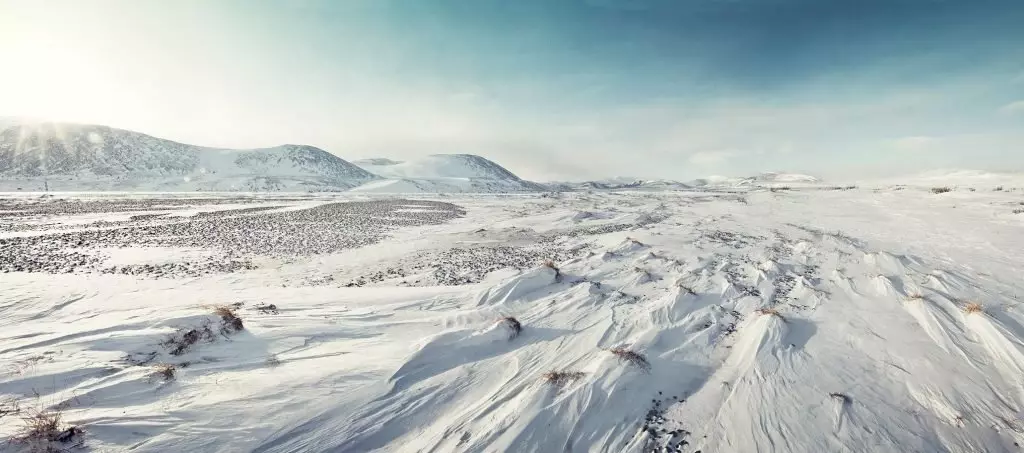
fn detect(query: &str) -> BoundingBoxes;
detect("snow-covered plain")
[2,186,1024,452]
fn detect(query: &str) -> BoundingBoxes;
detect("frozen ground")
[2,186,1024,452]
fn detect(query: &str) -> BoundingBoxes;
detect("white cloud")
[891,136,940,152]
[999,100,1024,115]
[688,150,737,165]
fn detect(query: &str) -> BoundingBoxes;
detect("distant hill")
[0,122,377,191]
[352,154,543,193]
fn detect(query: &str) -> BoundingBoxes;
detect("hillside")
[352,154,543,193]
[0,123,377,191]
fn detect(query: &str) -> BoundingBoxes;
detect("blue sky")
[1,0,1023,180]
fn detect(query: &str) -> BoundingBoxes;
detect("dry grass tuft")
[829,392,850,403]
[254,303,279,315]
[1,397,20,420]
[214,306,245,333]
[676,282,697,295]
[542,370,586,387]
[12,406,84,451]
[904,293,925,302]
[265,355,282,368]
[963,302,984,314]
[163,323,215,356]
[609,348,651,372]
[151,363,176,382]
[756,307,783,318]
[931,187,953,194]
[500,316,522,340]
[540,260,561,279]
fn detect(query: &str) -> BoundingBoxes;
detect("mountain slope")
[353,154,543,193]
[0,123,377,191]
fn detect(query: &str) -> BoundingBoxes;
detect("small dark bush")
[609,347,651,372]
[542,370,586,387]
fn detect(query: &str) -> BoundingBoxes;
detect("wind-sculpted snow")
[3,188,1024,452]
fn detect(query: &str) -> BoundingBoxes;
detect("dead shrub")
[163,322,215,356]
[829,392,850,403]
[12,406,84,451]
[542,370,586,387]
[609,348,651,372]
[265,355,282,367]
[214,306,244,333]
[254,303,279,315]
[963,302,984,314]
[756,307,783,319]
[931,187,953,194]
[904,293,925,302]
[499,316,522,340]
[676,282,696,295]
[150,363,176,382]
[1,397,20,420]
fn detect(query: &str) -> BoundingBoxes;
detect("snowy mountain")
[546,177,693,191]
[0,122,378,191]
[689,172,822,188]
[352,154,543,193]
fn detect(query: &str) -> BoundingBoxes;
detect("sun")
[0,29,115,123]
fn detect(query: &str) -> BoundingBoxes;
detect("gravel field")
[0,197,466,276]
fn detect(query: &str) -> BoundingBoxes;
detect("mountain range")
[0,121,832,193]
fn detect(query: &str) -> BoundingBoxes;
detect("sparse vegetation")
[609,347,651,372]
[676,282,696,295]
[541,259,561,278]
[151,363,176,381]
[11,404,84,452]
[265,355,282,367]
[500,316,522,340]
[829,392,850,403]
[994,186,1004,191]
[756,307,783,318]
[963,302,984,314]
[1,397,20,420]
[214,305,245,333]
[1013,208,1024,215]
[542,370,586,387]
[254,303,279,315]
[163,322,215,356]
[904,293,925,302]
[931,187,953,194]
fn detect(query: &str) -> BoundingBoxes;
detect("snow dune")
[2,187,1024,452]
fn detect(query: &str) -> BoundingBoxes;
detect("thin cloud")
[999,100,1024,115]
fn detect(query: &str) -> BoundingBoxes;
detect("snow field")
[2,188,1024,452]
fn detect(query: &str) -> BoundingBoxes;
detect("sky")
[1,0,1023,181]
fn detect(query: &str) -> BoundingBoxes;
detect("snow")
[2,184,1024,452]
[0,123,378,192]
[875,169,1024,189]
[352,154,541,193]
